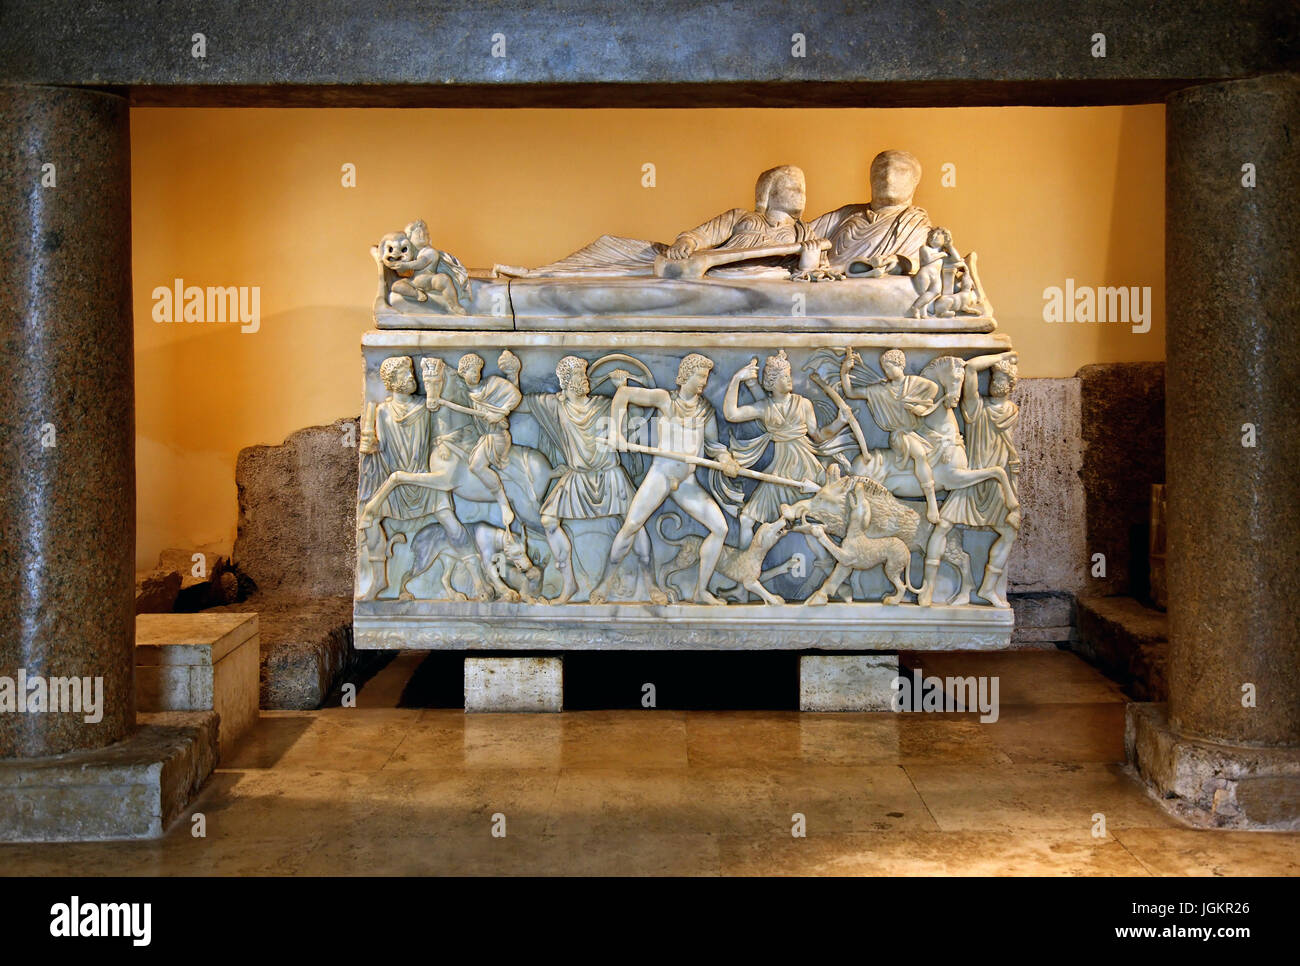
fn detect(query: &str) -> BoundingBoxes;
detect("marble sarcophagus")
[353,154,1022,653]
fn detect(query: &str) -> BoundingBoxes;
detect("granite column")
[0,86,135,757]
[1128,73,1300,827]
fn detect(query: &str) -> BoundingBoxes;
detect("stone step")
[206,594,372,710]
[1009,591,1077,648]
[1074,595,1167,701]
[135,613,260,760]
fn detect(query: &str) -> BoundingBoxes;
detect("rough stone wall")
[1071,362,1168,700]
[1077,362,1166,599]
[234,418,358,598]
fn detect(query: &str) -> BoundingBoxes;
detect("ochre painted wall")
[131,106,1166,571]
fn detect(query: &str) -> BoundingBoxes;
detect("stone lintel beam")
[0,1,1296,103]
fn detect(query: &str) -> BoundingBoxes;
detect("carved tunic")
[919,409,965,469]
[809,203,932,274]
[731,394,827,522]
[860,375,940,460]
[527,392,634,519]
[940,395,1020,527]
[466,375,522,469]
[360,397,451,517]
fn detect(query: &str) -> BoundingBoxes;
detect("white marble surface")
[356,600,1012,651]
[464,657,563,713]
[800,654,900,711]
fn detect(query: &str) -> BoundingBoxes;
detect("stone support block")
[799,654,899,712]
[464,657,563,713]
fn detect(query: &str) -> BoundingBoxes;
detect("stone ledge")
[1075,595,1167,700]
[363,329,1013,351]
[136,614,260,759]
[1126,703,1300,830]
[3,2,1293,92]
[1009,591,1076,648]
[356,600,1014,651]
[136,612,259,666]
[207,594,360,709]
[0,711,217,842]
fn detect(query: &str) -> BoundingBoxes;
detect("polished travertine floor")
[3,651,1298,875]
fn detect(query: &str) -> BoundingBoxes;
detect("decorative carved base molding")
[354,600,1013,651]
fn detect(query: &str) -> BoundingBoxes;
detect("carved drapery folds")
[356,340,1019,610]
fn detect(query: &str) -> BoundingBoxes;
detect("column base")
[464,657,563,712]
[1126,703,1300,830]
[0,711,218,842]
[799,654,899,712]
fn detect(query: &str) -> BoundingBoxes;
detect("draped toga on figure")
[729,394,828,522]
[940,395,1020,527]
[358,397,451,517]
[507,209,812,278]
[808,203,932,276]
[526,392,635,520]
